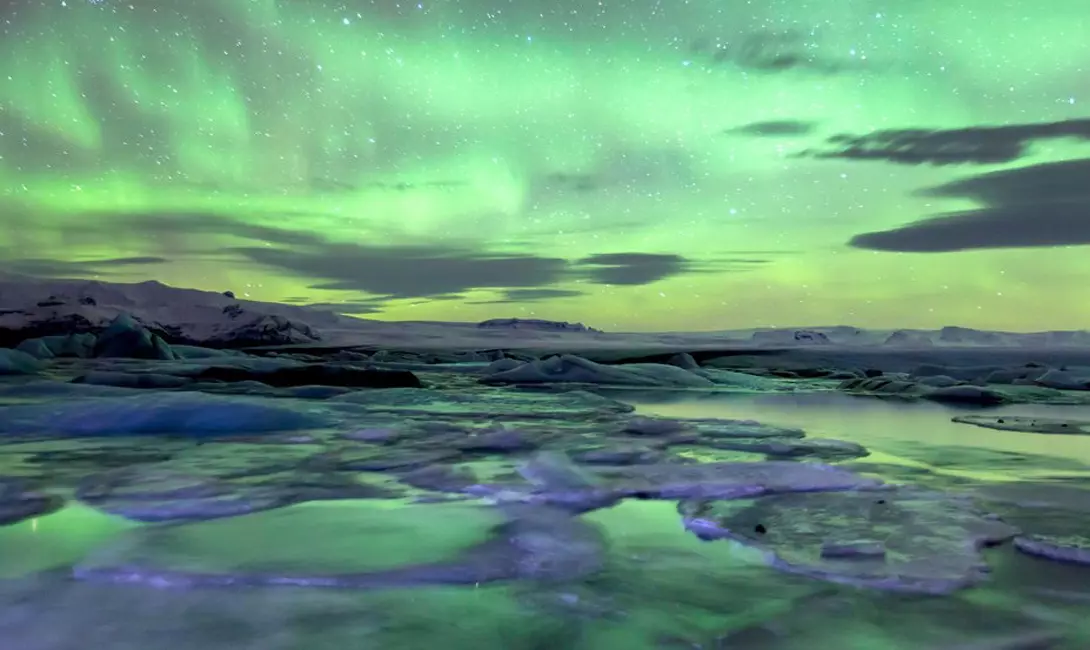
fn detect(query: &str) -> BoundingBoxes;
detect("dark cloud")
[728,120,816,137]
[66,210,708,296]
[921,157,1090,205]
[235,238,707,296]
[300,301,386,315]
[576,253,692,285]
[235,243,571,298]
[469,288,585,304]
[807,119,1090,166]
[849,158,1090,252]
[0,256,168,277]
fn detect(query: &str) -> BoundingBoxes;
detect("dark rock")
[222,290,235,298]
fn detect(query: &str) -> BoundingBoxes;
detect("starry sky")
[1,0,1088,332]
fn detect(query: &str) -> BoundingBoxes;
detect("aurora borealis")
[1,0,1088,331]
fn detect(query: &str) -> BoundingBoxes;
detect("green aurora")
[1,0,1088,331]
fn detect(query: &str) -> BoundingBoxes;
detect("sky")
[1,0,1088,332]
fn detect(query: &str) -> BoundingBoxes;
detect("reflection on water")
[618,390,1090,475]
[1,393,1090,648]
[0,503,134,579]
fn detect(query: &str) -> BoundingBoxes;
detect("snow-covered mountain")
[1,273,1088,350]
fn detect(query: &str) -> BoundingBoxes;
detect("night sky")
[1,0,1088,331]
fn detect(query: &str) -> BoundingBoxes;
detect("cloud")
[54,211,711,297]
[299,300,387,315]
[0,256,168,277]
[236,240,709,297]
[576,253,692,285]
[920,157,1090,205]
[727,120,816,137]
[469,288,585,304]
[235,243,571,298]
[807,118,1090,165]
[848,158,1090,252]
